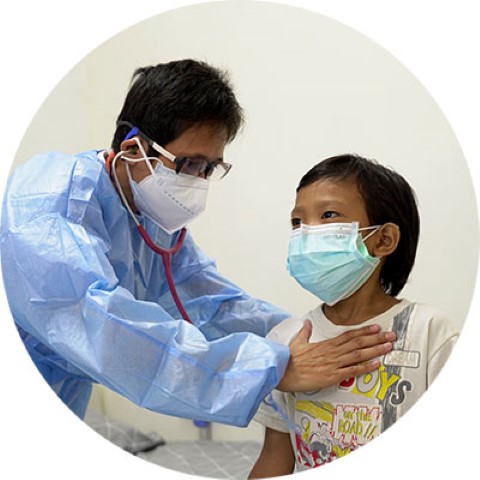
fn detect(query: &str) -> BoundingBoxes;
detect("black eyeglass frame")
[117,121,232,180]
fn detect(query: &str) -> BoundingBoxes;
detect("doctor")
[0,59,395,426]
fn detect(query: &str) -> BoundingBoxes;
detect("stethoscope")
[106,142,193,324]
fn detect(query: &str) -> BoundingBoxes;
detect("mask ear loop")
[131,137,157,175]
[111,150,141,226]
[105,124,139,173]
[360,225,382,242]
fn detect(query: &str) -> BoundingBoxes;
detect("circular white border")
[1,1,477,479]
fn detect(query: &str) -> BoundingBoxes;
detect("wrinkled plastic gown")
[0,151,290,426]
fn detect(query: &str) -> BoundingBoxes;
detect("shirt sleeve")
[254,390,291,434]
[426,313,459,387]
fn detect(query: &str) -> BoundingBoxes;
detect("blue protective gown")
[0,150,290,426]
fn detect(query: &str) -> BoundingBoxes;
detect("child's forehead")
[293,177,367,214]
[300,177,361,198]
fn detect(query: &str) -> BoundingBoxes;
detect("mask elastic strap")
[105,123,138,174]
[360,225,382,242]
[119,124,157,175]
[111,151,141,226]
[130,137,157,175]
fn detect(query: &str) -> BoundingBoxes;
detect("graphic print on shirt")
[293,305,418,468]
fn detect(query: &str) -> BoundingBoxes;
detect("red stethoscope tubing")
[137,225,192,324]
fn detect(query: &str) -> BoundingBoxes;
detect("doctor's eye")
[291,217,302,229]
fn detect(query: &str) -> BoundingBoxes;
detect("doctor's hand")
[276,320,396,392]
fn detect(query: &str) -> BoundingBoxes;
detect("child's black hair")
[298,154,420,296]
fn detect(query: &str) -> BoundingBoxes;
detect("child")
[249,154,459,477]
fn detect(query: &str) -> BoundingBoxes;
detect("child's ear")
[372,223,400,258]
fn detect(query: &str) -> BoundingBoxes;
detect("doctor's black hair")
[111,59,244,152]
[297,154,420,296]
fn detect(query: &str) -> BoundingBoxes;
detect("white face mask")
[128,162,209,234]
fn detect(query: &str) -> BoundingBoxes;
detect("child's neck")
[323,286,399,326]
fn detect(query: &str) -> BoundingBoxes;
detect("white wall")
[8,1,478,442]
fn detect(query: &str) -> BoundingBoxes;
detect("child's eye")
[322,211,338,219]
[291,217,302,229]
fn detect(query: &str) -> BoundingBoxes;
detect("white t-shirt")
[255,299,458,471]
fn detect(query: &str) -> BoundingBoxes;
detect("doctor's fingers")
[306,331,394,368]
[326,328,396,367]
[305,339,394,387]
[327,324,397,350]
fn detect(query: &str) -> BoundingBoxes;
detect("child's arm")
[249,427,295,479]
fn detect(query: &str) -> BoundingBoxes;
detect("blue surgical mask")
[287,222,381,306]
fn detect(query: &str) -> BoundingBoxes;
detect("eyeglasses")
[118,121,232,181]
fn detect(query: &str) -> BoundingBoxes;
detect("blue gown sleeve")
[156,230,292,340]
[0,154,290,427]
